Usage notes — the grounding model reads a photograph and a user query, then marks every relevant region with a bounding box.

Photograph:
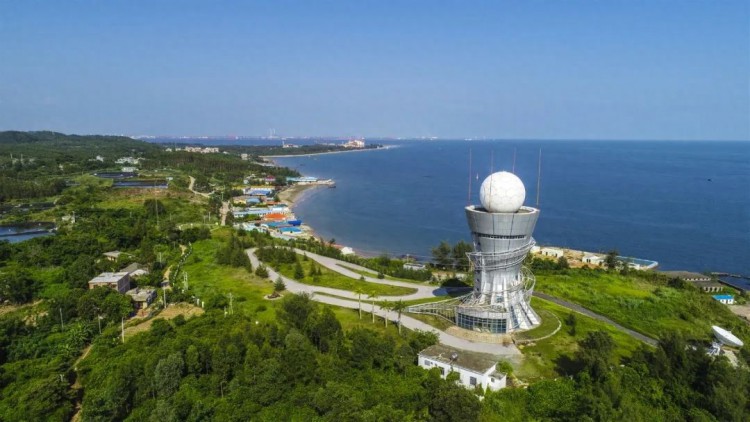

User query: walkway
[533,292,658,346]
[247,248,521,356]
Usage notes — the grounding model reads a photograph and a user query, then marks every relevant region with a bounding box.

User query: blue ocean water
[274,140,749,274]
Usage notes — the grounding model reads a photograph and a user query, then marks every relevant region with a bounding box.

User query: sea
[270,140,749,275]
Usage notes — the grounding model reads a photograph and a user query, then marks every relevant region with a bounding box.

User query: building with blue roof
[713,294,735,305]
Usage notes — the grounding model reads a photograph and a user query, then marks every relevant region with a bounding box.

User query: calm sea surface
[272,140,749,274]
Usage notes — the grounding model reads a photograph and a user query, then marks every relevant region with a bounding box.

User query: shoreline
[261,144,395,161]
[277,183,327,240]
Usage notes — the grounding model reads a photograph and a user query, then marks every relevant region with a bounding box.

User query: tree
[255,265,269,278]
[154,352,184,398]
[294,262,305,279]
[392,300,407,334]
[429,382,481,422]
[431,241,452,269]
[451,241,473,271]
[565,312,578,336]
[604,250,619,270]
[354,287,364,319]
[0,269,39,304]
[368,293,376,323]
[382,301,391,327]
[576,331,615,381]
[280,293,316,330]
[557,256,570,270]
[274,278,286,292]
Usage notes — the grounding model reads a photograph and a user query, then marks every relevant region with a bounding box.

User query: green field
[535,269,750,342]
[179,231,278,323]
[515,297,643,381]
[338,264,424,284]
[274,261,417,297]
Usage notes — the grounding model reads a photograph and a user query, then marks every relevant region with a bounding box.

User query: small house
[713,294,735,305]
[582,254,605,266]
[126,288,157,309]
[540,247,564,258]
[88,272,131,293]
[418,344,507,391]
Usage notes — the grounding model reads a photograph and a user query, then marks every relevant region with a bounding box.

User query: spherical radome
[479,171,526,213]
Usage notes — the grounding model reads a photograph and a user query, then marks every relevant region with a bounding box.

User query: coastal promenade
[246,248,521,356]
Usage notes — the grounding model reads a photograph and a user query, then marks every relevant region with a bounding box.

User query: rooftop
[126,287,156,302]
[660,271,711,281]
[419,344,499,374]
[89,272,129,284]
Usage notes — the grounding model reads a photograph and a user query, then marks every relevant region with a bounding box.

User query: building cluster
[165,146,220,154]
[342,138,365,148]
[660,271,736,305]
[88,256,157,314]
[530,246,659,271]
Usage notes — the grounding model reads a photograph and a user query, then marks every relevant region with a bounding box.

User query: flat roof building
[713,294,735,305]
[540,247,564,258]
[88,272,130,294]
[661,271,722,293]
[418,344,507,391]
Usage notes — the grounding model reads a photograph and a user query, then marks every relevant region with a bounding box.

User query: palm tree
[367,292,376,323]
[355,287,364,319]
[382,300,391,328]
[393,300,407,334]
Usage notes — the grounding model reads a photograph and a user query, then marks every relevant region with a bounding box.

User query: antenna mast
[512,147,517,173]
[536,148,542,208]
[467,148,473,205]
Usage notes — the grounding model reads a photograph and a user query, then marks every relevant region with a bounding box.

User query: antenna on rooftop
[536,148,542,208]
[467,148,473,206]
[512,147,517,173]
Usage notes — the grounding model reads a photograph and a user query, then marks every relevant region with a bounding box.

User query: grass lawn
[513,308,560,341]
[180,231,279,324]
[177,230,417,333]
[98,188,206,225]
[274,261,417,297]
[515,297,643,382]
[535,269,750,343]
[337,264,424,284]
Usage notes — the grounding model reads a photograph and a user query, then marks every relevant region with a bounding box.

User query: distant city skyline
[1,1,748,141]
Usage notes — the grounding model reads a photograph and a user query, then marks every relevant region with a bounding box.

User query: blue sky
[0,1,748,140]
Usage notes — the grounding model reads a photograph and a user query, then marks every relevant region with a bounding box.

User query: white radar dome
[479,171,526,213]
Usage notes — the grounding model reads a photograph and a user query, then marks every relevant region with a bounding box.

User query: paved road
[247,248,521,356]
[533,291,658,346]
[188,176,212,198]
[292,249,461,301]
[220,201,230,226]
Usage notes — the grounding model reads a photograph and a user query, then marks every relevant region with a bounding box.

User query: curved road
[247,248,520,356]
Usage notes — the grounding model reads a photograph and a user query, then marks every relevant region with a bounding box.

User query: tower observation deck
[408,171,541,334]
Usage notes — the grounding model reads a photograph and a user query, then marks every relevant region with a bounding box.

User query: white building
[713,295,735,305]
[343,139,365,148]
[340,246,355,256]
[582,254,605,266]
[403,262,426,271]
[418,345,507,392]
[540,247,564,258]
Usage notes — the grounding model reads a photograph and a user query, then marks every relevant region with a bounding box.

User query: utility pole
[59,307,64,330]
[228,292,234,315]
[121,318,125,343]
[97,315,102,334]
[163,289,168,307]
[183,272,189,290]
